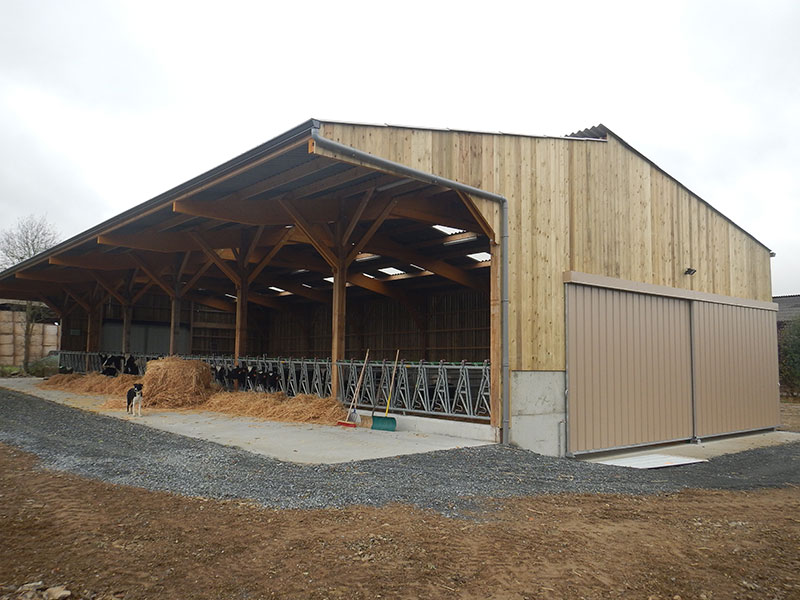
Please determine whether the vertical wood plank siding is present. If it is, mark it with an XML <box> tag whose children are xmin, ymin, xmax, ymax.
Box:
<box><xmin>316</xmin><ymin>123</ymin><xmax>773</xmax><ymax>372</ymax></box>
<box><xmin>693</xmin><ymin>303</ymin><xmax>780</xmax><ymax>436</ymax></box>
<box><xmin>566</xmin><ymin>285</ymin><xmax>693</xmax><ymax>453</ymax></box>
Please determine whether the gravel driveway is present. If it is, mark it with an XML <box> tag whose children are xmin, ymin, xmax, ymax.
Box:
<box><xmin>2</xmin><ymin>388</ymin><xmax>799</xmax><ymax>515</ymax></box>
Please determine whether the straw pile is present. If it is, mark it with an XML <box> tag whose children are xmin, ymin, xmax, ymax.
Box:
<box><xmin>39</xmin><ymin>357</ymin><xmax>348</xmax><ymax>426</ymax></box>
<box><xmin>204</xmin><ymin>391</ymin><xmax>347</xmax><ymax>425</ymax></box>
<box><xmin>40</xmin><ymin>372</ymin><xmax>143</xmax><ymax>396</ymax></box>
<box><xmin>140</xmin><ymin>356</ymin><xmax>217</xmax><ymax>408</ymax></box>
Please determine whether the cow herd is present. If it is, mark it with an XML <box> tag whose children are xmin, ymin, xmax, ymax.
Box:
<box><xmin>80</xmin><ymin>353</ymin><xmax>282</xmax><ymax>393</ymax></box>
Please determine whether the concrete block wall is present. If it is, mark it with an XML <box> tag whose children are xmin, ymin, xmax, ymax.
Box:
<box><xmin>509</xmin><ymin>371</ymin><xmax>567</xmax><ymax>457</ymax></box>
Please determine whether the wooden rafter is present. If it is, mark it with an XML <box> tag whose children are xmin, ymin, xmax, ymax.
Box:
<box><xmin>345</xmin><ymin>198</ymin><xmax>398</xmax><ymax>265</ymax></box>
<box><xmin>131</xmin><ymin>254</ymin><xmax>176</xmax><ymax>298</ymax></box>
<box><xmin>179</xmin><ymin>259</ymin><xmax>213</xmax><ymax>297</ymax></box>
<box><xmin>131</xmin><ymin>282</ymin><xmax>154</xmax><ymax>305</ymax></box>
<box><xmin>189</xmin><ymin>232</ymin><xmax>241</xmax><ymax>284</ymax></box>
<box><xmin>247</xmin><ymin>226</ymin><xmax>295</xmax><ymax>285</ymax></box>
<box><xmin>365</xmin><ymin>238</ymin><xmax>485</xmax><ymax>291</ymax></box>
<box><xmin>278</xmin><ymin>197</ymin><xmax>337</xmax><ymax>267</ymax></box>
<box><xmin>341</xmin><ymin>188</ymin><xmax>375</xmax><ymax>248</ymax></box>
<box><xmin>50</xmin><ymin>253</ymin><xmax>139</xmax><ymax>270</ymax></box>
<box><xmin>90</xmin><ymin>271</ymin><xmax>127</xmax><ymax>306</ymax></box>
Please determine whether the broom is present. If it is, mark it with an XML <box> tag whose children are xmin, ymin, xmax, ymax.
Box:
<box><xmin>337</xmin><ymin>350</ymin><xmax>369</xmax><ymax>427</ymax></box>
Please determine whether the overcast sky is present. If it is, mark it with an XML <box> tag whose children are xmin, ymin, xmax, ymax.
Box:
<box><xmin>1</xmin><ymin>0</ymin><xmax>797</xmax><ymax>294</ymax></box>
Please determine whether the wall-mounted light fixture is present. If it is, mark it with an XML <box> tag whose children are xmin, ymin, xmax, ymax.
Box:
<box><xmin>684</xmin><ymin>267</ymin><xmax>697</xmax><ymax>275</ymax></box>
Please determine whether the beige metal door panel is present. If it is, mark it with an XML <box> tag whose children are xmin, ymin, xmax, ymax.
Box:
<box><xmin>693</xmin><ymin>303</ymin><xmax>780</xmax><ymax>437</ymax></box>
<box><xmin>567</xmin><ymin>285</ymin><xmax>693</xmax><ymax>453</ymax></box>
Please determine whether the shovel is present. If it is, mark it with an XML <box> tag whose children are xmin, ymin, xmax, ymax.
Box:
<box><xmin>371</xmin><ymin>350</ymin><xmax>399</xmax><ymax>432</ymax></box>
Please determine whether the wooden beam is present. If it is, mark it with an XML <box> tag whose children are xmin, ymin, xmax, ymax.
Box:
<box><xmin>330</xmin><ymin>257</ymin><xmax>347</xmax><ymax>400</ymax></box>
<box><xmin>247</xmin><ymin>226</ymin><xmax>295</xmax><ymax>285</ymax></box>
<box><xmin>242</xmin><ymin>225</ymin><xmax>265</xmax><ymax>267</ymax></box>
<box><xmin>345</xmin><ymin>198</ymin><xmax>398</xmax><ymax>265</ymax></box>
<box><xmin>365</xmin><ymin>239</ymin><xmax>485</xmax><ymax>291</ymax></box>
<box><xmin>455</xmin><ymin>190</ymin><xmax>495</xmax><ymax>241</ymax></box>
<box><xmin>177</xmin><ymin>251</ymin><xmax>193</xmax><ymax>281</ymax></box>
<box><xmin>184</xmin><ymin>292</ymin><xmax>235</xmax><ymax>313</ymax></box>
<box><xmin>179</xmin><ymin>259</ymin><xmax>213</xmax><ymax>297</ymax></box>
<box><xmin>169</xmin><ymin>295</ymin><xmax>181</xmax><ymax>354</ymax></box>
<box><xmin>341</xmin><ymin>188</ymin><xmax>375</xmax><ymax>247</ymax></box>
<box><xmin>189</xmin><ymin>232</ymin><xmax>241</xmax><ymax>285</ymax></box>
<box><xmin>50</xmin><ymin>253</ymin><xmax>139</xmax><ymax>270</ymax></box>
<box><xmin>234</xmin><ymin>281</ymin><xmax>248</xmax><ymax>362</ymax></box>
<box><xmin>131</xmin><ymin>282</ymin><xmax>154</xmax><ymax>305</ymax></box>
<box><xmin>15</xmin><ymin>270</ymin><xmax>98</xmax><ymax>283</ymax></box>
<box><xmin>278</xmin><ymin>197</ymin><xmax>338</xmax><ymax>267</ymax></box>
<box><xmin>37</xmin><ymin>295</ymin><xmax>63</xmax><ymax>318</ymax></box>
<box><xmin>130</xmin><ymin>254</ymin><xmax>176</xmax><ymax>298</ymax></box>
<box><xmin>265</xmin><ymin>279</ymin><xmax>330</xmax><ymax>304</ymax></box>
<box><xmin>247</xmin><ymin>291</ymin><xmax>283</xmax><ymax>310</ymax></box>
<box><xmin>98</xmin><ymin>229</ymin><xmax>246</xmax><ymax>254</ymax></box>
<box><xmin>63</xmin><ymin>288</ymin><xmax>90</xmax><ymax>312</ymax></box>
<box><xmin>90</xmin><ymin>271</ymin><xmax>127</xmax><ymax>306</ymax></box>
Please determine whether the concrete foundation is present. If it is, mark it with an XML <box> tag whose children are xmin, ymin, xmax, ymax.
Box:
<box><xmin>509</xmin><ymin>370</ymin><xmax>566</xmax><ymax>457</ymax></box>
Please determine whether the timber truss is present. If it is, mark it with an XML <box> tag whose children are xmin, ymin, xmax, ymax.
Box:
<box><xmin>0</xmin><ymin>120</ymin><xmax>498</xmax><ymax>423</ymax></box>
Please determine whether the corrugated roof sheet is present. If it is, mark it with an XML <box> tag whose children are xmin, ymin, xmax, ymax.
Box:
<box><xmin>566</xmin><ymin>124</ymin><xmax>610</xmax><ymax>139</ymax></box>
<box><xmin>774</xmin><ymin>295</ymin><xmax>800</xmax><ymax>323</ymax></box>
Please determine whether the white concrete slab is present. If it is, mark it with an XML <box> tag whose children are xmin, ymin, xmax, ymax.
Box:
<box><xmin>0</xmin><ymin>378</ymin><xmax>491</xmax><ymax>464</ymax></box>
<box><xmin>593</xmin><ymin>453</ymin><xmax>707</xmax><ymax>469</ymax></box>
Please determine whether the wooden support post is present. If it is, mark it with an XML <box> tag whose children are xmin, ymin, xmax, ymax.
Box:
<box><xmin>330</xmin><ymin>257</ymin><xmax>347</xmax><ymax>400</ymax></box>
<box><xmin>169</xmin><ymin>295</ymin><xmax>181</xmax><ymax>355</ymax></box>
<box><xmin>121</xmin><ymin>304</ymin><xmax>132</xmax><ymax>354</ymax></box>
<box><xmin>234</xmin><ymin>281</ymin><xmax>248</xmax><ymax>365</ymax></box>
<box><xmin>85</xmin><ymin>302</ymin><xmax>103</xmax><ymax>370</ymax></box>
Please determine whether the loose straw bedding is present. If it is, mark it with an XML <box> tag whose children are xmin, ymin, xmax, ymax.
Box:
<box><xmin>40</xmin><ymin>357</ymin><xmax>346</xmax><ymax>425</ymax></box>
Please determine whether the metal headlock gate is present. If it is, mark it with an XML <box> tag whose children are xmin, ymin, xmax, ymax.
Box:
<box><xmin>57</xmin><ymin>351</ymin><xmax>492</xmax><ymax>422</ymax></box>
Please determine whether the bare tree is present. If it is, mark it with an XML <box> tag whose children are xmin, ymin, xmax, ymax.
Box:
<box><xmin>0</xmin><ymin>215</ymin><xmax>61</xmax><ymax>373</ymax></box>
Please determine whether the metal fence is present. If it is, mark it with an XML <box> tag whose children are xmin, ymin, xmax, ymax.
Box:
<box><xmin>56</xmin><ymin>351</ymin><xmax>491</xmax><ymax>422</ymax></box>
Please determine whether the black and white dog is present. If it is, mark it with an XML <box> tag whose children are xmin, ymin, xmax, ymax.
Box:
<box><xmin>126</xmin><ymin>383</ymin><xmax>144</xmax><ymax>417</ymax></box>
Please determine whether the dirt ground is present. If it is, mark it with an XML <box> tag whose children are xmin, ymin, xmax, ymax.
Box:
<box><xmin>1</xmin><ymin>444</ymin><xmax>799</xmax><ymax>600</ymax></box>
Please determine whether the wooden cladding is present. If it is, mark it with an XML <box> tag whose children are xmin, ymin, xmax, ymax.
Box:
<box><xmin>567</xmin><ymin>282</ymin><xmax>779</xmax><ymax>454</ymax></box>
<box><xmin>265</xmin><ymin>290</ymin><xmax>489</xmax><ymax>362</ymax></box>
<box><xmin>316</xmin><ymin>123</ymin><xmax>773</xmax><ymax>372</ymax></box>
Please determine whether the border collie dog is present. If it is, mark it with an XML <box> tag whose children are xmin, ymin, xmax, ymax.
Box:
<box><xmin>126</xmin><ymin>383</ymin><xmax>143</xmax><ymax>417</ymax></box>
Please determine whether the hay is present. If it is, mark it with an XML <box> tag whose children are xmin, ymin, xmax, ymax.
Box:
<box><xmin>140</xmin><ymin>356</ymin><xmax>216</xmax><ymax>408</ymax></box>
<box><xmin>40</xmin><ymin>372</ymin><xmax>142</xmax><ymax>396</ymax></box>
<box><xmin>204</xmin><ymin>391</ymin><xmax>347</xmax><ymax>425</ymax></box>
<box><xmin>39</xmin><ymin>357</ymin><xmax>347</xmax><ymax>425</ymax></box>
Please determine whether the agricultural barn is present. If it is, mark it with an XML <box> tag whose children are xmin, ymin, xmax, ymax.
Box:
<box><xmin>0</xmin><ymin>120</ymin><xmax>780</xmax><ymax>456</ymax></box>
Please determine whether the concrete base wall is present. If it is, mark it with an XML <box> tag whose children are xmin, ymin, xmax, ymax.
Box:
<box><xmin>509</xmin><ymin>371</ymin><xmax>566</xmax><ymax>457</ymax></box>
<box><xmin>354</xmin><ymin>409</ymin><xmax>498</xmax><ymax>442</ymax></box>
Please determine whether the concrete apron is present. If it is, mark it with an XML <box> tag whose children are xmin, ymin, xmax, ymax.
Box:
<box><xmin>0</xmin><ymin>378</ymin><xmax>492</xmax><ymax>464</ymax></box>
<box><xmin>582</xmin><ymin>429</ymin><xmax>800</xmax><ymax>465</ymax></box>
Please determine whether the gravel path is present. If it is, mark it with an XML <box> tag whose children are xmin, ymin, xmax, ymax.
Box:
<box><xmin>2</xmin><ymin>388</ymin><xmax>799</xmax><ymax>515</ymax></box>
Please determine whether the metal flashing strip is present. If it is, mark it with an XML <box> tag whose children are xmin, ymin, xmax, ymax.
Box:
<box><xmin>564</xmin><ymin>271</ymin><xmax>777</xmax><ymax>311</ymax></box>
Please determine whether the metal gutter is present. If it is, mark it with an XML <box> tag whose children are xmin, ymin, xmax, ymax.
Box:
<box><xmin>310</xmin><ymin>127</ymin><xmax>512</xmax><ymax>444</ymax></box>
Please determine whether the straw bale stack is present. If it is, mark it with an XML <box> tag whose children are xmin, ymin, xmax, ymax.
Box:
<box><xmin>141</xmin><ymin>356</ymin><xmax>216</xmax><ymax>407</ymax></box>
